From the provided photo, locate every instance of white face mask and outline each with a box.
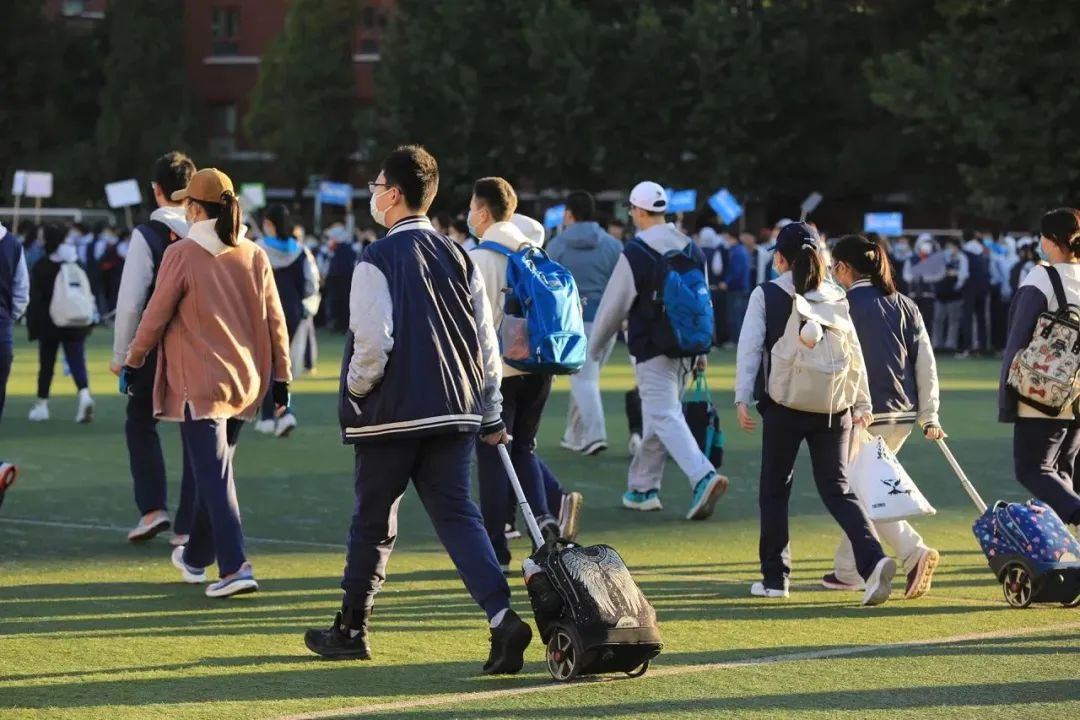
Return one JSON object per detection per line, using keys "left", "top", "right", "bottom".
{"left": 370, "top": 189, "right": 391, "bottom": 228}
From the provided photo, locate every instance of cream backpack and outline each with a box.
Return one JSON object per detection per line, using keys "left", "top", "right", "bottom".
{"left": 767, "top": 291, "right": 858, "bottom": 416}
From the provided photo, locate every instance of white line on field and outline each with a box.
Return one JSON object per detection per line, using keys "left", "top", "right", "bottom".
{"left": 273, "top": 622, "right": 1080, "bottom": 720}
{"left": 0, "top": 516, "right": 343, "bottom": 550}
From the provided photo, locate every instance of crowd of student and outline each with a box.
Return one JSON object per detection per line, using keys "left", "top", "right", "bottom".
{"left": 1, "top": 143, "right": 1079, "bottom": 675}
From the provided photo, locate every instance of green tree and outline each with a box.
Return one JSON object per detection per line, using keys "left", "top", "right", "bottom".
{"left": 95, "top": 0, "right": 192, "bottom": 188}
{"left": 245, "top": 0, "right": 359, "bottom": 195}
{"left": 868, "top": 0, "right": 1080, "bottom": 224}
{"left": 0, "top": 2, "right": 66, "bottom": 197}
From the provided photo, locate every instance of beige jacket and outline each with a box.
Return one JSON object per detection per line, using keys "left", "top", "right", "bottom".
{"left": 125, "top": 220, "right": 291, "bottom": 421}
{"left": 469, "top": 221, "right": 539, "bottom": 378}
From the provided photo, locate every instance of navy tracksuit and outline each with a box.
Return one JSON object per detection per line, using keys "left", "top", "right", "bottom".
{"left": 477, "top": 373, "right": 556, "bottom": 565}
{"left": 125, "top": 222, "right": 194, "bottom": 531}
{"left": 337, "top": 217, "right": 509, "bottom": 619}
{"left": 128, "top": 348, "right": 195, "bottom": 534}
{"left": 0, "top": 232, "right": 23, "bottom": 422}
{"left": 180, "top": 410, "right": 246, "bottom": 575}
{"left": 999, "top": 265, "right": 1080, "bottom": 525}
{"left": 754, "top": 282, "right": 885, "bottom": 589}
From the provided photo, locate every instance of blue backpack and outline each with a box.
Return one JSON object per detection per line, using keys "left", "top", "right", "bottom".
{"left": 631, "top": 239, "right": 714, "bottom": 358}
{"left": 479, "top": 242, "right": 586, "bottom": 374}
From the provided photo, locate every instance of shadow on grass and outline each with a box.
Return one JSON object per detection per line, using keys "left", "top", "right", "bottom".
{"left": 373, "top": 679, "right": 1078, "bottom": 719}
{"left": 4, "top": 637, "right": 1073, "bottom": 711}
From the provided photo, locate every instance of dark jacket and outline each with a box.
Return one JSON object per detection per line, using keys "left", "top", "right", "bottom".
{"left": 338, "top": 216, "right": 503, "bottom": 444}
{"left": 27, "top": 252, "right": 93, "bottom": 343}
{"left": 724, "top": 243, "right": 751, "bottom": 292}
{"left": 846, "top": 280, "right": 939, "bottom": 427}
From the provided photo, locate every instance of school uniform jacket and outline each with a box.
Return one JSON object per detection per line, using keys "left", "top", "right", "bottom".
{"left": 999, "top": 262, "right": 1080, "bottom": 423}
{"left": 339, "top": 216, "right": 504, "bottom": 444}
{"left": 734, "top": 272, "right": 872, "bottom": 417}
{"left": 845, "top": 279, "right": 940, "bottom": 428}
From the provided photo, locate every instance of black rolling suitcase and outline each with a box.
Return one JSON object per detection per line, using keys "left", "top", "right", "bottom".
{"left": 497, "top": 445, "right": 663, "bottom": 681}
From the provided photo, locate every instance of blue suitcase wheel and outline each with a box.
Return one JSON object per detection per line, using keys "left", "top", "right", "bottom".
{"left": 1002, "top": 564, "right": 1034, "bottom": 609}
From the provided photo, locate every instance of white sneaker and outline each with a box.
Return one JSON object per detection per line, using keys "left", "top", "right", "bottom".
{"left": 503, "top": 523, "right": 522, "bottom": 541}
{"left": 560, "top": 438, "right": 584, "bottom": 452}
{"left": 128, "top": 510, "right": 171, "bottom": 542}
{"left": 28, "top": 400, "right": 49, "bottom": 422}
{"left": 75, "top": 389, "right": 94, "bottom": 423}
{"left": 862, "top": 557, "right": 897, "bottom": 606}
{"left": 170, "top": 533, "right": 189, "bottom": 547}
{"left": 171, "top": 546, "right": 207, "bottom": 584}
{"left": 253, "top": 419, "right": 276, "bottom": 435}
{"left": 274, "top": 413, "right": 298, "bottom": 438}
{"left": 750, "top": 581, "right": 790, "bottom": 598}
{"left": 628, "top": 433, "right": 643, "bottom": 456}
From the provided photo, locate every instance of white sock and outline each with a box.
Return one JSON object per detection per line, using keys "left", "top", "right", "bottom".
{"left": 489, "top": 608, "right": 508, "bottom": 628}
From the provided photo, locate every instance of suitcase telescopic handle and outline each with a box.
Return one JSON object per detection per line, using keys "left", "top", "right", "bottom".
{"left": 935, "top": 439, "right": 988, "bottom": 513}
{"left": 497, "top": 442, "right": 547, "bottom": 548}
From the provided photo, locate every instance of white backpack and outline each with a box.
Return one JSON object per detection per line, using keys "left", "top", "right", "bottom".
{"left": 767, "top": 292, "right": 858, "bottom": 415}
{"left": 49, "top": 262, "right": 95, "bottom": 328}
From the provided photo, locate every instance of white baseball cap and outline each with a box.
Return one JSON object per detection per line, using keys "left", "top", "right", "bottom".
{"left": 628, "top": 181, "right": 668, "bottom": 213}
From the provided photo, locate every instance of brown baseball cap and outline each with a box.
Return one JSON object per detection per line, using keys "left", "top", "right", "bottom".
{"left": 171, "top": 168, "right": 235, "bottom": 203}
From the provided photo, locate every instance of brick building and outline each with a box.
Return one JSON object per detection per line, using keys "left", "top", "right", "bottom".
{"left": 45, "top": 0, "right": 389, "bottom": 160}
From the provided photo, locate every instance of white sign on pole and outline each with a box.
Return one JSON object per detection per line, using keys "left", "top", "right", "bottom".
{"left": 24, "top": 172, "right": 54, "bottom": 199}
{"left": 105, "top": 179, "right": 143, "bottom": 209}
{"left": 12, "top": 170, "right": 27, "bottom": 196}
{"left": 240, "top": 183, "right": 266, "bottom": 211}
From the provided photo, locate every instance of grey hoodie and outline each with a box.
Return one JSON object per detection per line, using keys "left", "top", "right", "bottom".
{"left": 589, "top": 223, "right": 696, "bottom": 360}
{"left": 112, "top": 205, "right": 189, "bottom": 365}
{"left": 546, "top": 222, "right": 622, "bottom": 321}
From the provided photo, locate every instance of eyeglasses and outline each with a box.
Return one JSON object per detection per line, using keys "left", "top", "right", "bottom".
{"left": 367, "top": 181, "right": 391, "bottom": 193}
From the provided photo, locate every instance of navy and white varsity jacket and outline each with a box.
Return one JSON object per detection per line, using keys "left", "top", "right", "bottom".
{"left": 845, "top": 279, "right": 940, "bottom": 427}
{"left": 338, "top": 216, "right": 504, "bottom": 444}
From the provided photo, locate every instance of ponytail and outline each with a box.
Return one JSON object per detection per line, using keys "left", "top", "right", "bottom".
{"left": 1041, "top": 207, "right": 1080, "bottom": 257}
{"left": 216, "top": 190, "right": 240, "bottom": 247}
{"left": 832, "top": 234, "right": 896, "bottom": 295}
{"left": 193, "top": 191, "right": 241, "bottom": 247}
{"left": 786, "top": 244, "right": 825, "bottom": 294}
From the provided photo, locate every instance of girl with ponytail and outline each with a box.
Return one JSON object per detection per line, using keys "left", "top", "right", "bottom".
{"left": 826, "top": 234, "right": 944, "bottom": 599}
{"left": 123, "top": 168, "right": 293, "bottom": 598}
{"left": 999, "top": 208, "right": 1080, "bottom": 527}
{"left": 734, "top": 222, "right": 894, "bottom": 605}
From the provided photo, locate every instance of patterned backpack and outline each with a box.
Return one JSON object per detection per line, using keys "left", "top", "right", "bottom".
{"left": 1007, "top": 266, "right": 1080, "bottom": 416}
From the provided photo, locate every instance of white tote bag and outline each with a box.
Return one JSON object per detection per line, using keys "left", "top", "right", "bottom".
{"left": 848, "top": 430, "right": 936, "bottom": 522}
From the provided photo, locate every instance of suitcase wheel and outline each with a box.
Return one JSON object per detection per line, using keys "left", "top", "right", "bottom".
{"left": 1001, "top": 563, "right": 1034, "bottom": 609}
{"left": 546, "top": 623, "right": 583, "bottom": 682}
{"left": 1063, "top": 592, "right": 1080, "bottom": 608}
{"left": 625, "top": 660, "right": 650, "bottom": 678}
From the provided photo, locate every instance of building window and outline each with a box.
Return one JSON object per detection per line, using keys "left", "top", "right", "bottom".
{"left": 62, "top": 0, "right": 87, "bottom": 15}
{"left": 211, "top": 6, "right": 241, "bottom": 56}
{"left": 207, "top": 103, "right": 238, "bottom": 156}
{"left": 359, "top": 37, "right": 380, "bottom": 54}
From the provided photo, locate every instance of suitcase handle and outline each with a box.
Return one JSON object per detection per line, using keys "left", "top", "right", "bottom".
{"left": 935, "top": 439, "right": 988, "bottom": 513}
{"left": 497, "top": 443, "right": 547, "bottom": 549}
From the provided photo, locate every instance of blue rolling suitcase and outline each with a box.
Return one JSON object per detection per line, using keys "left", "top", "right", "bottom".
{"left": 938, "top": 440, "right": 1080, "bottom": 608}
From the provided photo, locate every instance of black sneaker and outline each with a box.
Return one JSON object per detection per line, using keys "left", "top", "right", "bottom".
{"left": 482, "top": 610, "right": 532, "bottom": 675}
{"left": 304, "top": 611, "right": 371, "bottom": 660}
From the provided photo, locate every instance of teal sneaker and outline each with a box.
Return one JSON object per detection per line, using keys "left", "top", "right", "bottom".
{"left": 686, "top": 472, "right": 729, "bottom": 520}
{"left": 622, "top": 489, "right": 662, "bottom": 512}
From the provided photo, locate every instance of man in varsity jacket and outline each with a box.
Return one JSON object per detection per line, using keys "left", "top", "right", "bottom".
{"left": 111, "top": 151, "right": 197, "bottom": 545}
{"left": 304, "top": 145, "right": 533, "bottom": 675}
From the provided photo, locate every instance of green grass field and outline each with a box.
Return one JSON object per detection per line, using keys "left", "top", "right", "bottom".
{"left": 1, "top": 334, "right": 1078, "bottom": 720}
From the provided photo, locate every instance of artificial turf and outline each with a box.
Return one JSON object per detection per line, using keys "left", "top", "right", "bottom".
{"left": 1, "top": 334, "right": 1077, "bottom": 719}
